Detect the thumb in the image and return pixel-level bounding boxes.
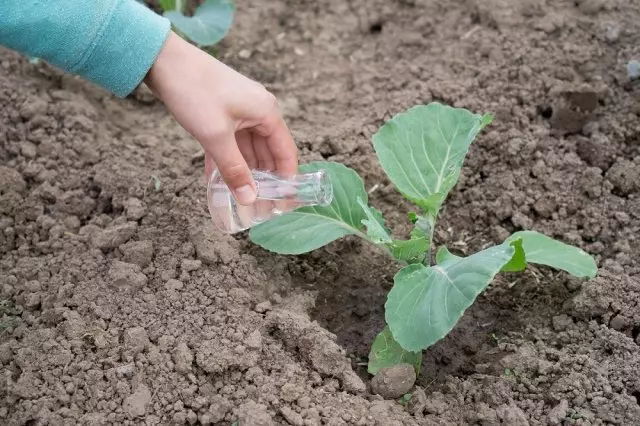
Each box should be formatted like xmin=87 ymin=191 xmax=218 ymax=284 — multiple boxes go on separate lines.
xmin=207 ymin=130 xmax=257 ymax=206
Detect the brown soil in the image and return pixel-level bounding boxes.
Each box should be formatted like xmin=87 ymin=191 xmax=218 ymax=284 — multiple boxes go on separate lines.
xmin=1 ymin=0 xmax=640 ymax=424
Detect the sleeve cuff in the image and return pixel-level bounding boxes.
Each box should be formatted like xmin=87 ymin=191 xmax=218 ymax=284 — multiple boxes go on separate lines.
xmin=74 ymin=0 xmax=171 ymax=97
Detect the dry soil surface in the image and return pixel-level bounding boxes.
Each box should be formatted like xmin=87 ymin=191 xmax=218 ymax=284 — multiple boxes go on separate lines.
xmin=1 ymin=0 xmax=640 ymax=425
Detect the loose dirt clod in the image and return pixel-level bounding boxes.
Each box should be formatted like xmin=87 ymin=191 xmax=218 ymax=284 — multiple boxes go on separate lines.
xmin=371 ymin=363 xmax=416 ymax=399
xmin=123 ymin=384 xmax=151 ymax=418
xmin=1 ymin=0 xmax=639 ymax=424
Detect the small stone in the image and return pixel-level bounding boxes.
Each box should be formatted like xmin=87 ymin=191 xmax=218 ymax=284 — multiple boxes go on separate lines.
xmin=255 ymin=301 xmax=272 ymax=313
xmin=116 ymin=363 xmax=135 ymax=378
xmin=20 ymin=142 xmax=37 ymax=159
xmin=92 ymin=222 xmax=138 ymax=250
xmin=496 ymin=403 xmax=529 ymax=426
xmin=158 ymin=335 xmax=175 ymax=352
xmin=609 ymin=315 xmax=629 ymax=331
xmin=342 ymin=369 xmax=366 ymax=393
xmin=172 ymin=342 xmax=194 ymax=374
xmin=605 ymin=25 xmax=621 ymax=43
xmin=236 ymin=400 xmax=274 ymax=426
xmin=123 ymin=384 xmax=151 ymax=418
xmin=606 ymin=158 xmax=639 ymax=195
xmin=371 ymin=363 xmax=416 ymax=399
xmin=280 ymin=406 xmax=304 ymax=426
xmin=165 ymin=279 xmax=184 ymax=291
xmin=0 ymin=166 xmax=27 ymax=194
xmin=280 ymin=383 xmax=303 ymax=402
xmin=181 ymin=259 xmax=201 ymax=272
xmin=124 ymin=198 xmax=147 ymax=220
xmin=244 ymin=330 xmax=263 ymax=350
xmin=551 ymin=314 xmax=573 ymax=333
xmin=408 ymin=387 xmax=427 ymax=415
xmin=208 ymin=395 xmax=232 ymax=423
xmin=548 ymin=400 xmax=569 ymax=425
xmin=24 ymin=293 xmax=40 ymax=309
xmin=238 ymin=49 xmax=252 ymax=59
xmin=124 ymin=326 xmax=149 ymax=354
xmin=108 ymin=261 xmax=148 ymax=290
xmin=186 ymin=410 xmax=198 ymax=425
xmin=173 ymin=411 xmax=187 ymax=424
xmin=120 ymin=240 xmax=154 ymax=268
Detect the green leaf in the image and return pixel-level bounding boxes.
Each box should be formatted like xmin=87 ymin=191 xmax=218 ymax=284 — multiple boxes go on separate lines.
xmin=372 ymin=103 xmax=491 ymax=213
xmin=250 ymin=162 xmax=368 ymax=255
xmin=435 ymin=246 xmax=461 ymax=265
xmin=367 ymin=326 xmax=422 ymax=375
xmin=164 ymin=0 xmax=235 ymax=46
xmin=386 ymin=242 xmax=515 ymax=351
xmin=389 ymin=237 xmax=428 ymax=263
xmin=505 ymin=231 xmax=597 ymax=278
xmin=357 ymin=197 xmax=391 ymax=244
xmin=501 ymin=238 xmax=526 ymax=272
xmin=159 ymin=0 xmax=177 ymax=11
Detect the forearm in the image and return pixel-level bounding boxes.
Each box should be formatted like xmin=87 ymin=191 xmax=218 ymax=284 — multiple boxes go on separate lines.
xmin=0 ymin=0 xmax=171 ymax=97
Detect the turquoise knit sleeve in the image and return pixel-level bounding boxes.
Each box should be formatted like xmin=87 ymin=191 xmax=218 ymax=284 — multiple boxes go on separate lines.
xmin=0 ymin=0 xmax=171 ymax=97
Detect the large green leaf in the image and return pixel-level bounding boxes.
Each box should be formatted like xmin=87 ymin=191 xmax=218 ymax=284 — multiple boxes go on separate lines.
xmin=368 ymin=326 xmax=422 ymax=375
xmin=386 ymin=242 xmax=515 ymax=351
xmin=249 ymin=162 xmax=368 ymax=254
xmin=372 ymin=103 xmax=491 ymax=213
xmin=505 ymin=231 xmax=597 ymax=278
xmin=164 ymin=0 xmax=235 ymax=46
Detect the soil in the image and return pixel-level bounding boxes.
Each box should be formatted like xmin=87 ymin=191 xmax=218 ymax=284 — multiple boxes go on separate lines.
xmin=1 ymin=0 xmax=640 ymax=425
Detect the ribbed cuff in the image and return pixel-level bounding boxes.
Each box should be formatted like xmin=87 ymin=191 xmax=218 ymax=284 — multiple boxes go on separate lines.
xmin=74 ymin=0 xmax=171 ymax=97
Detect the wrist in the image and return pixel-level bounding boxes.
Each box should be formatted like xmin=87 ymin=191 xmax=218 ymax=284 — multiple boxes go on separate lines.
xmin=144 ymin=31 xmax=187 ymax=98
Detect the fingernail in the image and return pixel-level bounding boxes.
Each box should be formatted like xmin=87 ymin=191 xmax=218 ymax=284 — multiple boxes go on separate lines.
xmin=234 ymin=185 xmax=256 ymax=205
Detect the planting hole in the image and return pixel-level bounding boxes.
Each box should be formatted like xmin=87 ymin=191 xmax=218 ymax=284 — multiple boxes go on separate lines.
xmin=369 ymin=21 xmax=384 ymax=34
xmin=540 ymin=106 xmax=553 ymax=119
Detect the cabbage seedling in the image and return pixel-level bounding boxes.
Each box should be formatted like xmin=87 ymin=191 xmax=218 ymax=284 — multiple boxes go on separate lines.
xmin=157 ymin=0 xmax=235 ymax=47
xmin=249 ymin=102 xmax=598 ymax=376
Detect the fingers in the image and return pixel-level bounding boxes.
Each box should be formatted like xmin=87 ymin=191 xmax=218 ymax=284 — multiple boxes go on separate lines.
xmin=253 ymin=133 xmax=276 ymax=171
xmin=261 ymin=115 xmax=298 ymax=177
xmin=248 ymin=96 xmax=298 ymax=177
xmin=205 ymin=126 xmax=257 ymax=206
xmin=237 ymin=129 xmax=258 ymax=169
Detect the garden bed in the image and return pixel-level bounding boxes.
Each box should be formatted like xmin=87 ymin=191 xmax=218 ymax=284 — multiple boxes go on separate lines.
xmin=1 ymin=0 xmax=639 ymax=424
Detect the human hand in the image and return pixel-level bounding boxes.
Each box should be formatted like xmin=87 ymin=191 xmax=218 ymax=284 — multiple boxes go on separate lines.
xmin=144 ymin=31 xmax=298 ymax=205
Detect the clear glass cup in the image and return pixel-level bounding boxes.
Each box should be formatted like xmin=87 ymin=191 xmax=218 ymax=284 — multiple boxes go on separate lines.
xmin=207 ymin=168 xmax=333 ymax=234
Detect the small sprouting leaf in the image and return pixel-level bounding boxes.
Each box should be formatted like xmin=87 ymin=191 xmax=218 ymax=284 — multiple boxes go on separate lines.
xmin=164 ymin=0 xmax=235 ymax=46
xmin=250 ymin=162 xmax=368 ymax=255
xmin=386 ymin=242 xmax=515 ymax=351
xmin=357 ymin=197 xmax=391 ymax=244
xmin=388 ymin=214 xmax=431 ymax=263
xmin=398 ymin=393 xmax=412 ymax=405
xmin=151 ymin=175 xmax=161 ymax=192
xmin=505 ymin=231 xmax=597 ymax=278
xmin=501 ymin=238 xmax=526 ymax=272
xmin=372 ymin=103 xmax=490 ymax=214
xmin=368 ymin=326 xmax=422 ymax=375
xmin=435 ymin=246 xmax=461 ymax=265
xmin=159 ymin=0 xmax=177 ymax=11
xmin=389 ymin=237 xmax=428 ymax=263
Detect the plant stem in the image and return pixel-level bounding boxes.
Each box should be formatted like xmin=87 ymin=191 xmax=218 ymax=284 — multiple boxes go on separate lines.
xmin=424 ymin=214 xmax=437 ymax=266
